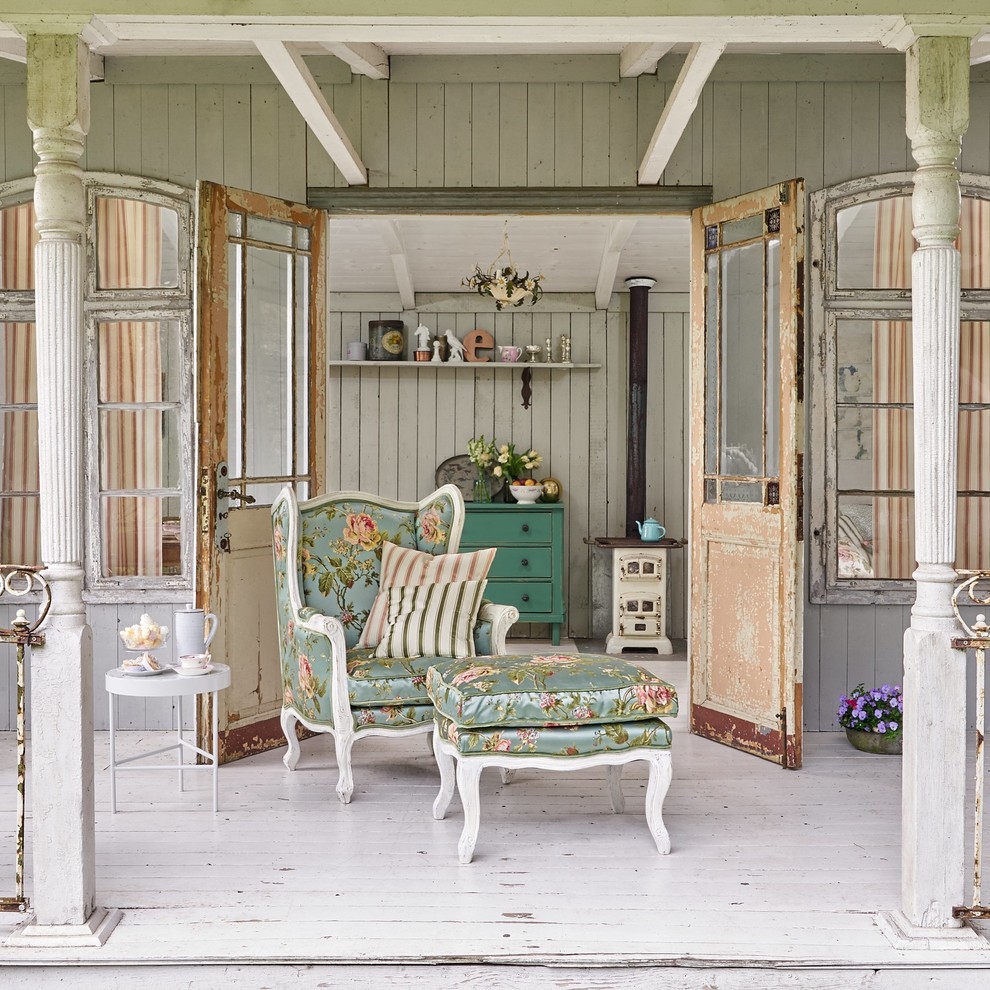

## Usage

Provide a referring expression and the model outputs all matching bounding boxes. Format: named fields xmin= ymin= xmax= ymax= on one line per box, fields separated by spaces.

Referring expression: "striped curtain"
xmin=872 ymin=195 xmax=990 ymax=578
xmin=958 ymin=198 xmax=990 ymax=571
xmin=96 ymin=198 xmax=164 ymax=576
xmin=0 ymin=203 xmax=40 ymax=565
xmin=872 ymin=197 xmax=914 ymax=579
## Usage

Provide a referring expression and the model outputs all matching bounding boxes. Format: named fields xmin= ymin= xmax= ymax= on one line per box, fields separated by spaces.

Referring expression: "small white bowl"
xmin=509 ymin=484 xmax=544 ymax=504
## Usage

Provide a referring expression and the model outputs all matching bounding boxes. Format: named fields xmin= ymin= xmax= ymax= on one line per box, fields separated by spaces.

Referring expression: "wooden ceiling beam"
xmin=638 ymin=41 xmax=724 ymax=186
xmin=323 ymin=41 xmax=389 ymax=79
xmin=595 ymin=218 xmax=639 ymax=310
xmin=256 ymin=39 xmax=367 ymax=185
xmin=620 ymin=42 xmax=673 ymax=77
xmin=377 ymin=219 xmax=416 ymax=309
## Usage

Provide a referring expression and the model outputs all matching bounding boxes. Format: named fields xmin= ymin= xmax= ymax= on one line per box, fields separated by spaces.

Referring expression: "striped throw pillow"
xmin=358 ymin=541 xmax=497 ymax=648
xmin=374 ymin=579 xmax=488 ymax=660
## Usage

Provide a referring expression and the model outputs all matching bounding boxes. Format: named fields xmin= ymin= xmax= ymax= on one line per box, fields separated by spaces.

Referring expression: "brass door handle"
xmin=217 ymin=488 xmax=257 ymax=505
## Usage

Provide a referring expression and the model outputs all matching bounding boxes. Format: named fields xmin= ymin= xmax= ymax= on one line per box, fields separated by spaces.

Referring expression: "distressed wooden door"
xmin=689 ymin=180 xmax=805 ymax=767
xmin=196 ymin=182 xmax=325 ymax=762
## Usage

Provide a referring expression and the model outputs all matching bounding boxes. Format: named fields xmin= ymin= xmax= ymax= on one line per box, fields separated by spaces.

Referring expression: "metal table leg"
xmin=212 ymin=688 xmax=219 ymax=813
xmin=109 ymin=692 xmax=117 ymax=814
xmin=176 ymin=692 xmax=184 ymax=792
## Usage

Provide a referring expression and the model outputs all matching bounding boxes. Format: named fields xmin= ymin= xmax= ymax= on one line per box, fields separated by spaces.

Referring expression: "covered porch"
xmin=3 ymin=650 xmax=990 ymax=987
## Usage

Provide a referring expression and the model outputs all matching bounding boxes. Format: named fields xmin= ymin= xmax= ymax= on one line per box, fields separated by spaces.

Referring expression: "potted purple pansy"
xmin=837 ymin=683 xmax=903 ymax=754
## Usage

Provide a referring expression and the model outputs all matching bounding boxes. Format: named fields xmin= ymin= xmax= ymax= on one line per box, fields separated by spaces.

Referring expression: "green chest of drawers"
xmin=461 ymin=503 xmax=565 ymax=645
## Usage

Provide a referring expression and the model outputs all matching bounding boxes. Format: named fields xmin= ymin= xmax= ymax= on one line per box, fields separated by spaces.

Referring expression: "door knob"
xmin=521 ymin=594 xmax=530 ymax=603
xmin=217 ymin=488 xmax=257 ymax=505
xmin=521 ymin=558 xmax=529 ymax=566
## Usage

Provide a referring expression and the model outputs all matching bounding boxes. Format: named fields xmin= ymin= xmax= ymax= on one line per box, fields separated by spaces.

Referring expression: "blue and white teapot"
xmin=635 ymin=518 xmax=666 ymax=542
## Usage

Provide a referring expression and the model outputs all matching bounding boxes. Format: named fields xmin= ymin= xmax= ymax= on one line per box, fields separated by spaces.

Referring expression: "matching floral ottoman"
xmin=425 ymin=653 xmax=677 ymax=863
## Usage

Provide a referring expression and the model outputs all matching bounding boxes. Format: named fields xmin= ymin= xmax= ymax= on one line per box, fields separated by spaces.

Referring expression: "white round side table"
xmin=105 ymin=663 xmax=231 ymax=813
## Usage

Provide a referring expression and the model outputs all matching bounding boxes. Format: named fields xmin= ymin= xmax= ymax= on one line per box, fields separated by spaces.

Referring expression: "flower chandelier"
xmin=463 ymin=222 xmax=545 ymax=311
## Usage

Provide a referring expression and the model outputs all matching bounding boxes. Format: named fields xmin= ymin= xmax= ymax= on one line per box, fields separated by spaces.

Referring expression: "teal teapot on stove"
xmin=636 ymin=518 xmax=666 ymax=542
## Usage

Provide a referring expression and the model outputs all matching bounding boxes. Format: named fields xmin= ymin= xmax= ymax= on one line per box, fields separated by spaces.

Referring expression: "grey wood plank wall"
xmin=1 ymin=57 xmax=989 ymax=729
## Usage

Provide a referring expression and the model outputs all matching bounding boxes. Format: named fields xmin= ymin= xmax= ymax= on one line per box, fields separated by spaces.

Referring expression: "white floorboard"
xmin=2 ymin=642 xmax=990 ymax=988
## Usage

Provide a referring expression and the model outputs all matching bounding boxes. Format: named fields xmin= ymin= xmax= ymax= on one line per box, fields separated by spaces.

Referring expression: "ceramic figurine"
xmin=431 ymin=340 xmax=444 ymax=363
xmin=445 ymin=329 xmax=466 ymax=363
xmin=415 ymin=324 xmax=432 ymax=351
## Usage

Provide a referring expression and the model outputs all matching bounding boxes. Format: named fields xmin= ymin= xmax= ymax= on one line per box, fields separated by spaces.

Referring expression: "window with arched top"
xmin=809 ymin=174 xmax=990 ymax=604
xmin=0 ymin=176 xmax=194 ymax=600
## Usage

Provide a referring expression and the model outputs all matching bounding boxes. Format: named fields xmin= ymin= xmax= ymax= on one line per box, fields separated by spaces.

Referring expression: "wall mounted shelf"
xmin=327 ymin=360 xmax=601 ymax=408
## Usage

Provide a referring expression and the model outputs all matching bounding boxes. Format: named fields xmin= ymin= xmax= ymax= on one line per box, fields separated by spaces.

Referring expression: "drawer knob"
xmin=522 ymin=524 xmax=530 ymax=533
xmin=521 ymin=594 xmax=530 ymax=603
xmin=521 ymin=558 xmax=529 ymax=566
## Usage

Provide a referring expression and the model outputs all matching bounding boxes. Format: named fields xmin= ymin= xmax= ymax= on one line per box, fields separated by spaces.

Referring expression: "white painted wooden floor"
xmin=2 ymin=642 xmax=990 ymax=989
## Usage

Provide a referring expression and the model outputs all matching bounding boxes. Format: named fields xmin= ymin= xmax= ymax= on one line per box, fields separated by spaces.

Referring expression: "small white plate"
xmin=173 ymin=664 xmax=214 ymax=677
xmin=118 ymin=664 xmax=168 ymax=676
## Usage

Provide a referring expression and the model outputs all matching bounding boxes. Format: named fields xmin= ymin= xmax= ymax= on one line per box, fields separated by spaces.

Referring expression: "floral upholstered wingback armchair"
xmin=271 ymin=484 xmax=518 ymax=804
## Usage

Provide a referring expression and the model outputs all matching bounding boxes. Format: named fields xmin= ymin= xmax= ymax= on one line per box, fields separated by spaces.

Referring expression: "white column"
xmin=8 ymin=31 xmax=119 ymax=947
xmin=883 ymin=33 xmax=976 ymax=944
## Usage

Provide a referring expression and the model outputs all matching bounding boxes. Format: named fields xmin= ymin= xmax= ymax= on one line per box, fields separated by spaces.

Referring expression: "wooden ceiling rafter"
xmin=595 ymin=217 xmax=639 ymax=309
xmin=323 ymin=41 xmax=389 ymax=79
xmin=638 ymin=41 xmax=725 ymax=186
xmin=255 ymin=39 xmax=368 ymax=185
xmin=376 ymin=218 xmax=417 ymax=309
xmin=619 ymin=42 xmax=673 ymax=77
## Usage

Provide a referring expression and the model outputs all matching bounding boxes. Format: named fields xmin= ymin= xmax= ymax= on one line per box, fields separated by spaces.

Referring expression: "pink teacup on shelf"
xmin=499 ymin=345 xmax=522 ymax=363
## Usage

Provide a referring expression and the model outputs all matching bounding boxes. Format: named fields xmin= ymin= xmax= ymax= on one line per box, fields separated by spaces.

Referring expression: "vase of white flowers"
xmin=466 ymin=435 xmax=496 ymax=503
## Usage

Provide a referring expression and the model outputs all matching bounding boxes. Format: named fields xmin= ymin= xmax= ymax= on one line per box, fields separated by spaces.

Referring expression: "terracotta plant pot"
xmin=845 ymin=727 xmax=902 ymax=755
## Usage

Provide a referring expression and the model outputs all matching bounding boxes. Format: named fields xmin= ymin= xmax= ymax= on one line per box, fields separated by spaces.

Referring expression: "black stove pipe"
xmin=625 ymin=277 xmax=656 ymax=538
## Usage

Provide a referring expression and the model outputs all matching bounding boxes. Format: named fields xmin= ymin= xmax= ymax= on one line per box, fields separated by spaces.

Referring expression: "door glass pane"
xmin=0 ymin=203 xmax=38 ymax=290
xmin=0 ymin=496 xmax=40 ymax=565
xmin=247 ymin=216 xmax=295 ymax=247
xmin=765 ymin=238 xmax=780 ymax=476
xmin=227 ymin=242 xmax=244 ymax=477
xmin=100 ymin=495 xmax=172 ymax=577
xmin=98 ymin=321 xmax=181 ymax=403
xmin=99 ymin=409 xmax=181 ymax=490
xmin=294 ymin=255 xmax=310 ymax=477
xmin=961 ymin=322 xmax=990 ymax=403
xmin=244 ymin=245 xmax=291 ymax=480
xmin=957 ymin=496 xmax=990 ymax=571
xmin=704 ymin=253 xmax=719 ymax=477
xmin=836 ymin=318 xmax=913 ymax=403
xmin=722 ymin=481 xmax=763 ymax=503
xmin=0 ymin=324 xmax=37 ymax=402
xmin=838 ymin=494 xmax=914 ymax=580
xmin=720 ymin=242 xmax=765 ymax=477
xmin=96 ymin=197 xmax=180 ymax=289
xmin=721 ymin=214 xmax=764 ymax=246
xmin=835 ymin=495 xmax=876 ymax=578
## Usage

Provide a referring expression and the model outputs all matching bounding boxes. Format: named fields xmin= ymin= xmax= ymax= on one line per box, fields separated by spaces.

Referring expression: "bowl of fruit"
xmin=508 ymin=479 xmax=544 ymax=504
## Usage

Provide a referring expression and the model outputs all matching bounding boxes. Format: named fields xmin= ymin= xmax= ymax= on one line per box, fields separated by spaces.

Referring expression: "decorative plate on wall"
xmin=435 ymin=454 xmax=505 ymax=502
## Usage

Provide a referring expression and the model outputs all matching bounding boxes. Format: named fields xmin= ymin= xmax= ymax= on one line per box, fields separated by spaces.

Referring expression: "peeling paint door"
xmin=689 ymin=181 xmax=804 ymax=767
xmin=196 ymin=182 xmax=325 ymax=763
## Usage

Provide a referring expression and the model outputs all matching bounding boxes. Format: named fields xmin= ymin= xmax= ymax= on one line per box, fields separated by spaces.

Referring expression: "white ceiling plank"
xmin=324 ymin=41 xmax=389 ymax=79
xmin=638 ymin=41 xmax=725 ymax=186
xmin=255 ymin=39 xmax=367 ymax=185
xmin=620 ymin=42 xmax=673 ymax=77
xmin=971 ymin=37 xmax=990 ymax=65
xmin=377 ymin=219 xmax=417 ymax=309
xmin=595 ymin=218 xmax=639 ymax=309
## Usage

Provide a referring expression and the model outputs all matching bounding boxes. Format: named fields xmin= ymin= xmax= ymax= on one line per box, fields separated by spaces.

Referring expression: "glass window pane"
xmin=99 ymin=409 xmax=181 ymax=490
xmin=96 ymin=197 xmax=180 ymax=289
xmin=836 ymin=197 xmax=913 ymax=289
xmin=228 ymin=211 xmax=243 ymax=237
xmin=836 ymin=408 xmax=913 ymax=492
xmin=704 ymin=253 xmax=718 ymax=474
xmin=294 ymin=255 xmax=309 ymax=477
xmin=98 ymin=321 xmax=181 ymax=403
xmin=721 ymin=214 xmax=764 ymax=246
xmin=100 ymin=495 xmax=173 ymax=577
xmin=227 ymin=242 xmax=244 ymax=476
xmin=0 ymin=323 xmax=37 ymax=404
xmin=720 ymin=241 xmax=765 ymax=477
xmin=957 ymin=496 xmax=990 ymax=571
xmin=961 ymin=199 xmax=990 ymax=289
xmin=0 ymin=203 xmax=38 ymax=290
xmin=246 ymin=216 xmax=294 ymax=247
xmin=838 ymin=494 xmax=915 ymax=580
xmin=0 ymin=495 xmax=40 ymax=565
xmin=244 ymin=244 xmax=291 ymax=481
xmin=295 ymin=226 xmax=310 ymax=250
xmin=704 ymin=478 xmax=717 ymax=503
xmin=0 ymin=410 xmax=39 ymax=494
xmin=959 ymin=409 xmax=990 ymax=491
xmin=836 ymin=319 xmax=913 ymax=403
xmin=765 ymin=238 xmax=780 ymax=476
xmin=246 ymin=482 xmax=290 ymax=505
xmin=722 ymin=480 xmax=763 ymax=503
xmin=961 ymin=322 xmax=990 ymax=404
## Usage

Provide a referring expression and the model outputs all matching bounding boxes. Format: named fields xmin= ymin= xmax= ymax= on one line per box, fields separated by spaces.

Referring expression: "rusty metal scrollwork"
xmin=0 ymin=565 xmax=50 ymax=913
